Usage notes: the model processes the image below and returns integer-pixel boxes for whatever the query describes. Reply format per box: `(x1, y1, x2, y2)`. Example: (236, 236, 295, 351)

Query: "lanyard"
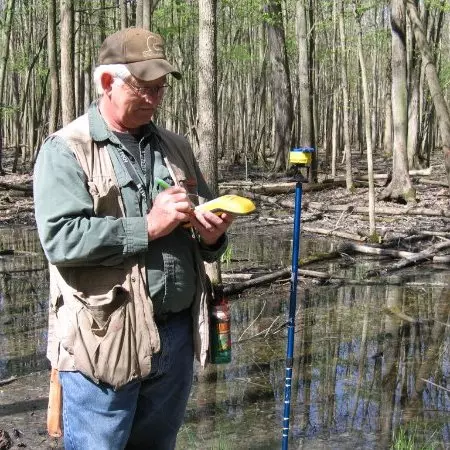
(140, 134, 156, 192)
(117, 147, 150, 209)
(116, 127, 164, 210)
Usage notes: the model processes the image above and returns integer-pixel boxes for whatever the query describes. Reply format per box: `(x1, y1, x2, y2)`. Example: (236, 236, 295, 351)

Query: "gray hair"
(93, 64, 131, 94)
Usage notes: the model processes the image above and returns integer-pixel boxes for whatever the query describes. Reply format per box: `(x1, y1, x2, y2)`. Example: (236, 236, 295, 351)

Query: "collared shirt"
(34, 102, 226, 316)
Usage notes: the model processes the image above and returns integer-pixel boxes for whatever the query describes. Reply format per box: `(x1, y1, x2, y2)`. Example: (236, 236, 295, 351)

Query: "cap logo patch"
(143, 36, 164, 58)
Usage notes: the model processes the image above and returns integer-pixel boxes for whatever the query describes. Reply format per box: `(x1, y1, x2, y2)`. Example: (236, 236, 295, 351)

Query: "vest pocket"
(87, 180, 122, 218)
(64, 282, 149, 389)
(74, 286, 128, 335)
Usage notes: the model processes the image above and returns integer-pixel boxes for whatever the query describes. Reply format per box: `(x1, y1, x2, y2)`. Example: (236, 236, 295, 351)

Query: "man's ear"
(101, 72, 114, 92)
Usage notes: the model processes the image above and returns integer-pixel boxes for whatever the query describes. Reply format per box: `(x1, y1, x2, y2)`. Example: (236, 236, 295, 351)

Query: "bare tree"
(48, 0, 60, 135)
(120, 0, 128, 29)
(264, 0, 294, 172)
(406, 0, 450, 195)
(143, 0, 152, 30)
(354, 2, 376, 236)
(0, 0, 16, 174)
(381, 0, 416, 204)
(198, 0, 220, 284)
(383, 65, 393, 156)
(60, 0, 76, 126)
(296, 0, 316, 182)
(338, 0, 353, 190)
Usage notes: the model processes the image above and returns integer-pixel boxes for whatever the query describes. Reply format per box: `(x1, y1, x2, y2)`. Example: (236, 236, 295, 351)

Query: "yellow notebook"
(196, 195, 256, 216)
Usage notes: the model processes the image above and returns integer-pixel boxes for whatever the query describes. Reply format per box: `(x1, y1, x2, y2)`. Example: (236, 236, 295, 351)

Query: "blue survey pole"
(281, 147, 313, 449)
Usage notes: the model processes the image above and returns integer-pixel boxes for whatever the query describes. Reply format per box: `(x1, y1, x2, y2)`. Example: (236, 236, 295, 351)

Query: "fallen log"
(309, 202, 450, 218)
(339, 241, 450, 263)
(0, 376, 17, 386)
(355, 167, 432, 181)
(302, 226, 366, 242)
(0, 181, 33, 193)
(224, 267, 345, 296)
(220, 179, 350, 196)
(366, 239, 450, 277)
(224, 267, 290, 295)
(417, 178, 448, 187)
(223, 267, 418, 296)
(253, 213, 323, 226)
(339, 242, 417, 259)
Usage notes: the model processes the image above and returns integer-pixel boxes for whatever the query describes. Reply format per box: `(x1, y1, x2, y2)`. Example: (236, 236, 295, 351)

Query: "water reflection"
(0, 227, 49, 379)
(0, 226, 448, 449)
(178, 226, 449, 449)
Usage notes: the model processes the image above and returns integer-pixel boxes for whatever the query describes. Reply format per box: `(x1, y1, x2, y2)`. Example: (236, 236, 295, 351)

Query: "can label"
(217, 322, 229, 333)
(217, 328, 231, 351)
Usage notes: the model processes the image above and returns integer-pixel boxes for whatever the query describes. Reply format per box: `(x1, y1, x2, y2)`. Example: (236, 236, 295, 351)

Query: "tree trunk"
(0, 0, 16, 174)
(135, 0, 143, 28)
(381, 0, 416, 204)
(198, 0, 220, 284)
(60, 0, 76, 126)
(354, 5, 376, 237)
(338, 0, 353, 190)
(264, 1, 293, 172)
(407, 44, 421, 168)
(120, 0, 128, 29)
(296, 0, 316, 181)
(142, 0, 152, 30)
(47, 0, 59, 136)
(406, 0, 450, 195)
(383, 65, 393, 156)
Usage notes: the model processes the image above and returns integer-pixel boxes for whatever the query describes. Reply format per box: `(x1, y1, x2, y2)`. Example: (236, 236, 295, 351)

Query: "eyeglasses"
(121, 78, 170, 97)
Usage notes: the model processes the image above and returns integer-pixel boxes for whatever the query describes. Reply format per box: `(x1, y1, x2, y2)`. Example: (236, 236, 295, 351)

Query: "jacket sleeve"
(33, 136, 148, 267)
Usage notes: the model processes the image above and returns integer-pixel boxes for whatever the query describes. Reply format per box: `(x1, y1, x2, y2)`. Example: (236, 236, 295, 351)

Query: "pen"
(155, 177, 171, 190)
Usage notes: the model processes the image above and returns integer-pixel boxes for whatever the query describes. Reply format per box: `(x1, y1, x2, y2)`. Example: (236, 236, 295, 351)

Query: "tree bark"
(60, 0, 76, 126)
(47, 0, 60, 135)
(296, 0, 316, 182)
(0, 0, 16, 174)
(142, 0, 152, 30)
(120, 0, 128, 29)
(355, 4, 376, 236)
(406, 0, 450, 195)
(198, 0, 220, 284)
(338, 0, 353, 190)
(382, 0, 416, 204)
(383, 65, 393, 156)
(264, 1, 294, 172)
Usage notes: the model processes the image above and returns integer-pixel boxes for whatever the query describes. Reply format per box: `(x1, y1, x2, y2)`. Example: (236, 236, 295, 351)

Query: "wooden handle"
(47, 368, 63, 438)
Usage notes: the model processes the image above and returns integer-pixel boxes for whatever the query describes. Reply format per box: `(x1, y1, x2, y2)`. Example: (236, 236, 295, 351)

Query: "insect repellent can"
(210, 284, 231, 364)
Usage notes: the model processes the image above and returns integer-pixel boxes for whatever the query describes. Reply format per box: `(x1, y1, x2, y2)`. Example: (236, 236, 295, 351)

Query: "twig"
(420, 378, 450, 393)
(238, 299, 266, 342)
(0, 376, 17, 386)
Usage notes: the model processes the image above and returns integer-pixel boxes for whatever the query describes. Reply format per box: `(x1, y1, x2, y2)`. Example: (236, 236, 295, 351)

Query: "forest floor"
(0, 150, 449, 234)
(0, 150, 449, 449)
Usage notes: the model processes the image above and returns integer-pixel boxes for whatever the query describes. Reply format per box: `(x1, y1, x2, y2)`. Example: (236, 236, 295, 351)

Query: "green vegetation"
(220, 244, 233, 268)
(391, 423, 442, 450)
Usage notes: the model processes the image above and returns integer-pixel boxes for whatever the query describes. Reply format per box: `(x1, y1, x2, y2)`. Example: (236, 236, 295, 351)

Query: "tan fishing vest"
(47, 114, 210, 389)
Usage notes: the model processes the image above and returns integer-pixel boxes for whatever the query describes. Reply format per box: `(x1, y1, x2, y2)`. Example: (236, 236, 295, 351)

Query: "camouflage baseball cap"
(98, 27, 181, 81)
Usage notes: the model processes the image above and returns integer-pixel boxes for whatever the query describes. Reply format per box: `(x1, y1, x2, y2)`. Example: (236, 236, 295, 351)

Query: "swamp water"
(0, 225, 448, 449)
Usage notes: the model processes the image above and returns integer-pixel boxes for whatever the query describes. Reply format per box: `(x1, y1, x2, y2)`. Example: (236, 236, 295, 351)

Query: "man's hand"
(147, 187, 194, 240)
(190, 210, 234, 246)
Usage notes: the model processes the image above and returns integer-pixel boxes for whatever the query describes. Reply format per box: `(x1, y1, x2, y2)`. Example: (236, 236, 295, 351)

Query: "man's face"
(109, 75, 168, 131)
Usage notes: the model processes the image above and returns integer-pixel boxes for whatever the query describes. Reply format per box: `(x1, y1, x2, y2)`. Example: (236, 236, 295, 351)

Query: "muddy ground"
(0, 372, 62, 449)
(0, 152, 449, 449)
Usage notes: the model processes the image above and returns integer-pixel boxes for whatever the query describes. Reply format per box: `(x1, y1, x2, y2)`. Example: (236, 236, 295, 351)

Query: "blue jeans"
(59, 310, 194, 450)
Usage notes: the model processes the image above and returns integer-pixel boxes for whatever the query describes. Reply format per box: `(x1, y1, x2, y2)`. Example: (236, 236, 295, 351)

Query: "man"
(34, 27, 233, 450)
